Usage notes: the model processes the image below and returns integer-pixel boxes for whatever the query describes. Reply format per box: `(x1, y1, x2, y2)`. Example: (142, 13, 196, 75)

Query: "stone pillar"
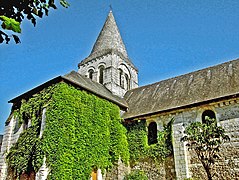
(117, 157, 130, 180)
(97, 169, 103, 180)
(35, 108, 49, 180)
(39, 108, 46, 138)
(35, 157, 50, 180)
(172, 123, 190, 179)
(0, 116, 15, 180)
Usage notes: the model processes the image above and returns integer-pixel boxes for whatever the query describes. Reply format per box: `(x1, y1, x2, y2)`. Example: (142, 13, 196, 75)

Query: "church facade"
(0, 11, 239, 180)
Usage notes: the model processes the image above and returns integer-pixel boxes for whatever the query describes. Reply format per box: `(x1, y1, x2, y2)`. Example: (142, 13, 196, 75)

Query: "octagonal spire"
(91, 10, 128, 58)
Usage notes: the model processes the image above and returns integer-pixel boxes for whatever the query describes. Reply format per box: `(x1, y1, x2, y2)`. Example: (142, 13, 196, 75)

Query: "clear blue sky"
(1, 0, 239, 133)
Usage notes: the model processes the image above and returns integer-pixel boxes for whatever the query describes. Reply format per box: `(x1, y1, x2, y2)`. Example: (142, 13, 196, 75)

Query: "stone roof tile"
(9, 71, 128, 110)
(91, 10, 128, 57)
(123, 59, 239, 119)
(63, 71, 128, 108)
(78, 11, 136, 69)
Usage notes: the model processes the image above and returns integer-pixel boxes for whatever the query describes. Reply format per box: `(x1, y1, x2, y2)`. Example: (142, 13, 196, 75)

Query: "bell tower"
(78, 11, 138, 97)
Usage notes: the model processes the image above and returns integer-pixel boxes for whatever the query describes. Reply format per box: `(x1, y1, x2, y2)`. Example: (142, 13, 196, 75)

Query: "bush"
(124, 170, 148, 180)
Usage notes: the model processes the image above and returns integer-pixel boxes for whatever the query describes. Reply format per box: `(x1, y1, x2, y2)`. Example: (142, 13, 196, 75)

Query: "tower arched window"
(202, 110, 216, 124)
(119, 69, 124, 88)
(125, 74, 130, 90)
(88, 69, 94, 80)
(98, 65, 105, 84)
(148, 122, 158, 145)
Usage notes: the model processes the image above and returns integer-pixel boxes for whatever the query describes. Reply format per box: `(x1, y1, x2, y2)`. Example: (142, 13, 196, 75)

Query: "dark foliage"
(0, 0, 69, 44)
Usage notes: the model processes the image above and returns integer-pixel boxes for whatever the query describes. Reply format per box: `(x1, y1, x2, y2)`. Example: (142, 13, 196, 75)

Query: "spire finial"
(109, 4, 113, 12)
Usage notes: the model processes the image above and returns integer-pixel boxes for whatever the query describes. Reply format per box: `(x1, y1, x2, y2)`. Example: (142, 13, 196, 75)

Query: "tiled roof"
(63, 71, 128, 108)
(123, 59, 239, 119)
(91, 11, 127, 57)
(9, 71, 128, 110)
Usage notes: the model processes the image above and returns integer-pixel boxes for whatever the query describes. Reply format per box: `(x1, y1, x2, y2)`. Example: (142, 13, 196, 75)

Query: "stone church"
(0, 11, 239, 180)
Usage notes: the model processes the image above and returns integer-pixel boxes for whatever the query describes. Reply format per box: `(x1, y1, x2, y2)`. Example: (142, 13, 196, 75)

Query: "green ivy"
(124, 169, 148, 180)
(6, 84, 54, 177)
(125, 119, 173, 164)
(6, 82, 129, 179)
(6, 81, 173, 179)
(6, 126, 43, 177)
(125, 121, 148, 162)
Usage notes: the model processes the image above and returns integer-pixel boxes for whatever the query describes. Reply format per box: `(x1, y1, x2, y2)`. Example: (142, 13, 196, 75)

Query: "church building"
(0, 11, 239, 180)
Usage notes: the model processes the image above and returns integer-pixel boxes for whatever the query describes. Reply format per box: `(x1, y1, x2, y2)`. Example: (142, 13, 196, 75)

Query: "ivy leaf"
(0, 16, 21, 33)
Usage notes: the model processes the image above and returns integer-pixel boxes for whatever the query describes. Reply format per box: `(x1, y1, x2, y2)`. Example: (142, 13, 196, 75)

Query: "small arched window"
(125, 74, 130, 90)
(98, 65, 104, 84)
(148, 122, 158, 145)
(88, 69, 94, 80)
(119, 69, 124, 88)
(202, 110, 216, 124)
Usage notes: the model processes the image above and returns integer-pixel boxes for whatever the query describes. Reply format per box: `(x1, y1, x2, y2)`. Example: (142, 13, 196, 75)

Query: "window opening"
(99, 66, 104, 84)
(119, 69, 123, 88)
(88, 69, 94, 80)
(202, 110, 216, 124)
(125, 74, 130, 90)
(148, 122, 158, 145)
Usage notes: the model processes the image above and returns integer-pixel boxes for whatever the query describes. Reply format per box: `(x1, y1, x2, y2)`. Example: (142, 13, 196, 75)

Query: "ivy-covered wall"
(125, 120, 173, 164)
(125, 119, 175, 179)
(6, 82, 129, 179)
(5, 82, 176, 180)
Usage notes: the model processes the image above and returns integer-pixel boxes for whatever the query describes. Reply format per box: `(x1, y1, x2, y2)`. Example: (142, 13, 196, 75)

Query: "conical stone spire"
(78, 10, 139, 96)
(91, 10, 128, 58)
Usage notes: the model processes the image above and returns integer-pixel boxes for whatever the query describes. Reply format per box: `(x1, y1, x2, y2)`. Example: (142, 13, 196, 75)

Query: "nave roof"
(123, 59, 239, 119)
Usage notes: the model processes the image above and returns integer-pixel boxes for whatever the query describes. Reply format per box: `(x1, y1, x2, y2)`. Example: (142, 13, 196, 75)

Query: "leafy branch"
(0, 0, 69, 44)
(181, 117, 230, 180)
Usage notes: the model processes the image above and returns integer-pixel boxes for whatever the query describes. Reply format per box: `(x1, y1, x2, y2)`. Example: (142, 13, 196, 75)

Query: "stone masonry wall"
(78, 53, 138, 97)
(134, 98, 239, 179)
(130, 156, 176, 180)
(105, 158, 130, 180)
(0, 108, 49, 180)
(0, 115, 24, 180)
(187, 100, 239, 179)
(172, 123, 189, 179)
(142, 112, 191, 179)
(105, 156, 175, 180)
(1, 97, 238, 180)
(189, 118, 239, 179)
